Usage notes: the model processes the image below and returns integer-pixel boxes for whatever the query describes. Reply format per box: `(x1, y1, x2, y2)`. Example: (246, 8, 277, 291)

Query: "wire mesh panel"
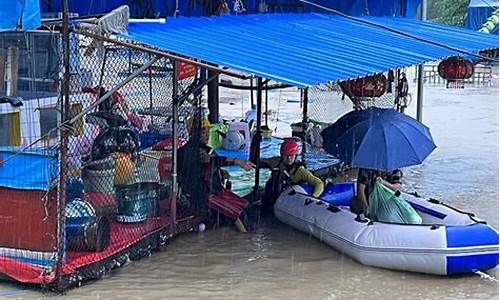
(0, 27, 203, 290)
(52, 33, 204, 289)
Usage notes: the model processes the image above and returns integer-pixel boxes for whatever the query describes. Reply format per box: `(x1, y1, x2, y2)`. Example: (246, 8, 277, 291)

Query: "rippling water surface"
(2, 74, 498, 299)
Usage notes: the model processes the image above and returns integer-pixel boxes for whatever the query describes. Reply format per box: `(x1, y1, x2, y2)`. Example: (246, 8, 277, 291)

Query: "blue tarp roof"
(123, 13, 499, 88)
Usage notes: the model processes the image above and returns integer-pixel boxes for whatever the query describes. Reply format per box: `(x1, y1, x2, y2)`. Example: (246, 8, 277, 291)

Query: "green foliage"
(427, 0, 470, 27)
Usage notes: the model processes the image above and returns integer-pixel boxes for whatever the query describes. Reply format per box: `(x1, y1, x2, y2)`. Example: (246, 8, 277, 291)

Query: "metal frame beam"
(73, 28, 248, 80)
(219, 81, 292, 91)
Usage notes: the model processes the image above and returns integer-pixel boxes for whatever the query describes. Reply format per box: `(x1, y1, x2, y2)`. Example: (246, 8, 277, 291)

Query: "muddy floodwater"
(0, 72, 498, 299)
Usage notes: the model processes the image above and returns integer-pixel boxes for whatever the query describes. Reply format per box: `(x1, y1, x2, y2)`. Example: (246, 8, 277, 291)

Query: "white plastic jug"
(228, 121, 250, 151)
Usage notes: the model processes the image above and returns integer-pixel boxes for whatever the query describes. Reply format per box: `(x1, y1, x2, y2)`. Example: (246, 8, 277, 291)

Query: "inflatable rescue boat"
(274, 183, 499, 275)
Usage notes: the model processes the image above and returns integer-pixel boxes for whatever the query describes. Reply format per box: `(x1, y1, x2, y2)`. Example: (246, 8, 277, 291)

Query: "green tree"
(427, 0, 469, 27)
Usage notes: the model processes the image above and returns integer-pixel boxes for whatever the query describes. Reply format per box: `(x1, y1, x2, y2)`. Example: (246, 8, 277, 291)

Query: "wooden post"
(207, 69, 219, 123)
(6, 47, 19, 96)
(252, 77, 263, 198)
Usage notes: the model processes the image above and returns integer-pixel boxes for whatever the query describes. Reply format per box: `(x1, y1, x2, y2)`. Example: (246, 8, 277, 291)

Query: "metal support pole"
(421, 0, 427, 20)
(250, 78, 255, 109)
(56, 0, 71, 290)
(301, 88, 308, 162)
(6, 47, 19, 96)
(253, 77, 263, 198)
(171, 60, 179, 235)
(416, 0, 427, 122)
(264, 81, 269, 126)
(416, 65, 424, 121)
(207, 69, 219, 123)
(148, 53, 153, 112)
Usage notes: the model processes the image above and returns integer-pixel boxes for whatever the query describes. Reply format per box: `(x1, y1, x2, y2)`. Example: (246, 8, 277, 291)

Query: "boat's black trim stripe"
(275, 208, 499, 255)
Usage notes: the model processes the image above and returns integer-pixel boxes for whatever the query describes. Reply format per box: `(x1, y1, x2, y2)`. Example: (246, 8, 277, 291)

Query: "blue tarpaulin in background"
(41, 0, 422, 18)
(466, 0, 498, 34)
(0, 0, 41, 31)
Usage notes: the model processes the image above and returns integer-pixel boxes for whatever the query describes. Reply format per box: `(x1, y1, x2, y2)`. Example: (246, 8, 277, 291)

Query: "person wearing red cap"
(264, 138, 324, 210)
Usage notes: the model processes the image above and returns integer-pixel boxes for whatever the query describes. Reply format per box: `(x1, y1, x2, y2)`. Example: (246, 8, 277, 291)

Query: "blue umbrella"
(321, 107, 436, 171)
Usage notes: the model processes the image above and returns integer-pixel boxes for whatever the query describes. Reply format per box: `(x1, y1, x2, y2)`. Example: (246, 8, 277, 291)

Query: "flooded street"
(1, 72, 498, 299)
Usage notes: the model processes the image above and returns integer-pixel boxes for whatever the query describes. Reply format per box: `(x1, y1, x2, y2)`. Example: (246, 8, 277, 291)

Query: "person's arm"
(233, 158, 255, 171)
(294, 166, 324, 198)
(378, 170, 403, 192)
(378, 177, 402, 192)
(357, 182, 369, 215)
(210, 154, 254, 171)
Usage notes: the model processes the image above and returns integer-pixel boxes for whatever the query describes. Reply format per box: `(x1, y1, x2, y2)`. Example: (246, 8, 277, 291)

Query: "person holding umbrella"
(351, 168, 403, 217)
(321, 107, 436, 222)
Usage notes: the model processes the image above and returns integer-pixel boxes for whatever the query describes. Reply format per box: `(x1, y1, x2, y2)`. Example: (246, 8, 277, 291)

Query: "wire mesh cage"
(55, 32, 209, 289)
(0, 27, 205, 290)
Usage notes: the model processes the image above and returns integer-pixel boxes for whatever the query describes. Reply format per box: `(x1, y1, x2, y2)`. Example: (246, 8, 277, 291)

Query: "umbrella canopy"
(321, 107, 436, 171)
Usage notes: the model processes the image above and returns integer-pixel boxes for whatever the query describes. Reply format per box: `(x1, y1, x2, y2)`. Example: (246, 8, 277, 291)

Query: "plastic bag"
(208, 123, 229, 149)
(368, 181, 422, 224)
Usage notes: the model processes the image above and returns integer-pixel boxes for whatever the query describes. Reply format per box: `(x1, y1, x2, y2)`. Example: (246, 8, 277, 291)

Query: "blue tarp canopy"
(0, 147, 58, 191)
(0, 0, 41, 31)
(466, 0, 498, 34)
(43, 0, 422, 18)
(122, 13, 499, 88)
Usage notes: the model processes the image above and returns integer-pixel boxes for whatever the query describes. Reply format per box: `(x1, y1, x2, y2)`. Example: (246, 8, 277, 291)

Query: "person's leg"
(208, 190, 251, 232)
(349, 197, 363, 215)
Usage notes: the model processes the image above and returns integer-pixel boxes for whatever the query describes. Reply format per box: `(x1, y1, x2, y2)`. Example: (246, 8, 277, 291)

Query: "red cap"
(280, 138, 299, 156)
